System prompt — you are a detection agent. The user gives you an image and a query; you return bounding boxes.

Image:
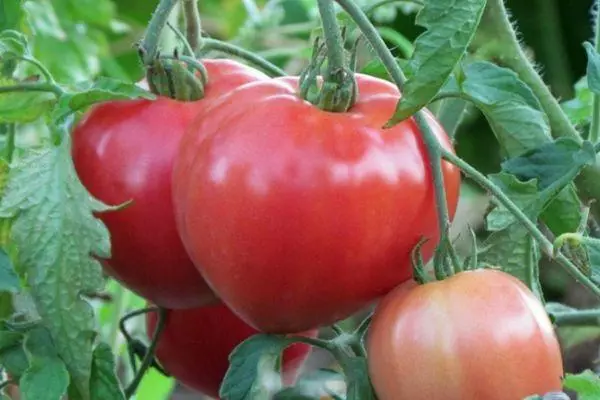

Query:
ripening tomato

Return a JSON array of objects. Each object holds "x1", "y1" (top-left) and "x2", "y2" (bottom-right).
[
  {"x1": 72, "y1": 59, "x2": 268, "y2": 308},
  {"x1": 146, "y1": 303, "x2": 318, "y2": 398},
  {"x1": 172, "y1": 74, "x2": 460, "y2": 332},
  {"x1": 367, "y1": 269, "x2": 564, "y2": 400}
]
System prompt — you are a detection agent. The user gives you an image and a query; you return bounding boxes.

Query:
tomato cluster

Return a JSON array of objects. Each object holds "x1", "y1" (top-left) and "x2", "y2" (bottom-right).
[{"x1": 72, "y1": 57, "x2": 564, "y2": 399}]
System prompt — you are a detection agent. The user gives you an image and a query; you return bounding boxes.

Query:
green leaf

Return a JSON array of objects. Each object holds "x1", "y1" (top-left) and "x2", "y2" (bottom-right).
[
  {"x1": 343, "y1": 357, "x2": 376, "y2": 400},
  {"x1": 388, "y1": 0, "x2": 486, "y2": 123},
  {"x1": 564, "y1": 370, "x2": 600, "y2": 400},
  {"x1": 457, "y1": 62, "x2": 582, "y2": 235},
  {"x1": 0, "y1": 30, "x2": 28, "y2": 59},
  {"x1": 561, "y1": 77, "x2": 592, "y2": 126},
  {"x1": 460, "y1": 61, "x2": 542, "y2": 111},
  {"x1": 0, "y1": 79, "x2": 56, "y2": 123},
  {"x1": 220, "y1": 334, "x2": 292, "y2": 400},
  {"x1": 23, "y1": 0, "x2": 106, "y2": 83},
  {"x1": 53, "y1": 78, "x2": 155, "y2": 123},
  {"x1": 455, "y1": 62, "x2": 550, "y2": 154},
  {"x1": 0, "y1": 341, "x2": 29, "y2": 379},
  {"x1": 479, "y1": 224, "x2": 542, "y2": 297},
  {"x1": 485, "y1": 173, "x2": 541, "y2": 232},
  {"x1": 0, "y1": 137, "x2": 110, "y2": 399},
  {"x1": 89, "y1": 343, "x2": 125, "y2": 400},
  {"x1": 51, "y1": 0, "x2": 116, "y2": 29},
  {"x1": 0, "y1": 0, "x2": 23, "y2": 31},
  {"x1": 274, "y1": 369, "x2": 344, "y2": 399},
  {"x1": 502, "y1": 138, "x2": 596, "y2": 190},
  {"x1": 0, "y1": 330, "x2": 22, "y2": 351},
  {"x1": 486, "y1": 140, "x2": 594, "y2": 233},
  {"x1": 19, "y1": 358, "x2": 69, "y2": 400},
  {"x1": 584, "y1": 42, "x2": 600, "y2": 95},
  {"x1": 0, "y1": 248, "x2": 19, "y2": 293}
]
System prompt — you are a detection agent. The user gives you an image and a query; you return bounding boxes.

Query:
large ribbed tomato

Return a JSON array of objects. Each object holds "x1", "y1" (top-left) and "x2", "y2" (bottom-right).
[
  {"x1": 367, "y1": 269, "x2": 564, "y2": 400},
  {"x1": 172, "y1": 74, "x2": 460, "y2": 332},
  {"x1": 72, "y1": 59, "x2": 268, "y2": 308},
  {"x1": 146, "y1": 303, "x2": 318, "y2": 398}
]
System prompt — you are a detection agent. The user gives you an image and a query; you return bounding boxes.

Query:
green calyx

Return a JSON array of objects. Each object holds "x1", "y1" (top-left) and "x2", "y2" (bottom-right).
[
  {"x1": 146, "y1": 55, "x2": 207, "y2": 101},
  {"x1": 299, "y1": 38, "x2": 358, "y2": 113},
  {"x1": 301, "y1": 0, "x2": 357, "y2": 113}
]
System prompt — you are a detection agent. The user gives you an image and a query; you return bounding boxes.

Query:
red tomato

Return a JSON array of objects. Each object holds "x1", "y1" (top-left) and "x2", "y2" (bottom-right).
[
  {"x1": 72, "y1": 59, "x2": 268, "y2": 308},
  {"x1": 146, "y1": 303, "x2": 318, "y2": 398},
  {"x1": 172, "y1": 74, "x2": 460, "y2": 331},
  {"x1": 367, "y1": 269, "x2": 564, "y2": 400}
]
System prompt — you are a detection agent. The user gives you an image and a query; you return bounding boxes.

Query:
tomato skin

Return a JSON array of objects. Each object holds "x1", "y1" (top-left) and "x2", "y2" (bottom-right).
[
  {"x1": 172, "y1": 74, "x2": 460, "y2": 332},
  {"x1": 72, "y1": 59, "x2": 268, "y2": 308},
  {"x1": 367, "y1": 269, "x2": 564, "y2": 400},
  {"x1": 146, "y1": 303, "x2": 318, "y2": 398}
]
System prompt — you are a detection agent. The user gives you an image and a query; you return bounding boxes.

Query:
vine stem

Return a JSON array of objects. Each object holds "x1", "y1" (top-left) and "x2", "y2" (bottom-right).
[
  {"x1": 124, "y1": 307, "x2": 167, "y2": 398},
  {"x1": 441, "y1": 148, "x2": 600, "y2": 300},
  {"x1": 0, "y1": 82, "x2": 64, "y2": 96},
  {"x1": 483, "y1": 0, "x2": 600, "y2": 206},
  {"x1": 590, "y1": 0, "x2": 600, "y2": 144},
  {"x1": 551, "y1": 309, "x2": 600, "y2": 326},
  {"x1": 140, "y1": 0, "x2": 180, "y2": 64},
  {"x1": 182, "y1": 0, "x2": 202, "y2": 53},
  {"x1": 335, "y1": 0, "x2": 451, "y2": 278},
  {"x1": 15, "y1": 56, "x2": 55, "y2": 84},
  {"x1": 4, "y1": 124, "x2": 15, "y2": 163},
  {"x1": 201, "y1": 38, "x2": 286, "y2": 77}
]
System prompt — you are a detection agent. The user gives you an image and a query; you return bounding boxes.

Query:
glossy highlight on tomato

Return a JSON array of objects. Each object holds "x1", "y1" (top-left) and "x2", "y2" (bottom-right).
[
  {"x1": 72, "y1": 59, "x2": 268, "y2": 308},
  {"x1": 146, "y1": 303, "x2": 318, "y2": 398},
  {"x1": 367, "y1": 269, "x2": 564, "y2": 400},
  {"x1": 172, "y1": 73, "x2": 461, "y2": 332}
]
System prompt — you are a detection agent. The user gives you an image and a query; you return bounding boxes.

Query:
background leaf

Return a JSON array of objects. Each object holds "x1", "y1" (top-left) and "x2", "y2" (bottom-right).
[
  {"x1": 564, "y1": 370, "x2": 600, "y2": 400},
  {"x1": 457, "y1": 62, "x2": 582, "y2": 235},
  {"x1": 0, "y1": 137, "x2": 110, "y2": 399},
  {"x1": 0, "y1": 248, "x2": 19, "y2": 293},
  {"x1": 89, "y1": 343, "x2": 125, "y2": 400},
  {"x1": 584, "y1": 42, "x2": 600, "y2": 94},
  {"x1": 220, "y1": 334, "x2": 292, "y2": 400},
  {"x1": 389, "y1": 0, "x2": 487, "y2": 122}
]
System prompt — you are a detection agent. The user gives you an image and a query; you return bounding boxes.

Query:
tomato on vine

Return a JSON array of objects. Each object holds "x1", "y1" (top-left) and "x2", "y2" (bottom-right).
[
  {"x1": 72, "y1": 59, "x2": 268, "y2": 308},
  {"x1": 146, "y1": 303, "x2": 318, "y2": 398},
  {"x1": 172, "y1": 73, "x2": 461, "y2": 332},
  {"x1": 367, "y1": 269, "x2": 564, "y2": 400}
]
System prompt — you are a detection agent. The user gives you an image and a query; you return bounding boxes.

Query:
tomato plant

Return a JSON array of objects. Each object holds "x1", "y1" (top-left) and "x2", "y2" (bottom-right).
[
  {"x1": 146, "y1": 303, "x2": 318, "y2": 398},
  {"x1": 172, "y1": 73, "x2": 461, "y2": 333},
  {"x1": 71, "y1": 59, "x2": 268, "y2": 309},
  {"x1": 367, "y1": 269, "x2": 564, "y2": 400},
  {"x1": 4, "y1": 0, "x2": 600, "y2": 399}
]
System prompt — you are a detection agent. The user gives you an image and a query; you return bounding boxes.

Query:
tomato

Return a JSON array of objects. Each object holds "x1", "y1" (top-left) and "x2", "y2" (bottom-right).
[
  {"x1": 72, "y1": 59, "x2": 268, "y2": 308},
  {"x1": 172, "y1": 74, "x2": 460, "y2": 332},
  {"x1": 367, "y1": 269, "x2": 564, "y2": 400},
  {"x1": 146, "y1": 303, "x2": 318, "y2": 398}
]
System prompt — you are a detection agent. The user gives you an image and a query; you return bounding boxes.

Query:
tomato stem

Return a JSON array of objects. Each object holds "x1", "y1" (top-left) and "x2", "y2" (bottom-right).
[
  {"x1": 182, "y1": 0, "x2": 202, "y2": 55},
  {"x1": 441, "y1": 148, "x2": 600, "y2": 301},
  {"x1": 201, "y1": 38, "x2": 287, "y2": 77},
  {"x1": 124, "y1": 307, "x2": 167, "y2": 398},
  {"x1": 551, "y1": 308, "x2": 600, "y2": 326},
  {"x1": 139, "y1": 0, "x2": 180, "y2": 65},
  {"x1": 0, "y1": 82, "x2": 64, "y2": 97}
]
